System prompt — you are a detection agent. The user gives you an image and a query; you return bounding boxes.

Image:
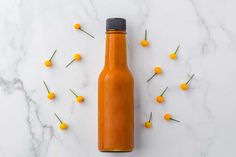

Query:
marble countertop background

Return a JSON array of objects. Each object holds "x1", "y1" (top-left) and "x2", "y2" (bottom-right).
[{"x1": 1, "y1": 0, "x2": 236, "y2": 156}]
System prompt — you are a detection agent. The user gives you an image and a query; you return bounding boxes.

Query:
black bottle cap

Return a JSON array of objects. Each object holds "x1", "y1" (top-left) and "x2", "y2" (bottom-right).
[{"x1": 106, "y1": 18, "x2": 126, "y2": 31}]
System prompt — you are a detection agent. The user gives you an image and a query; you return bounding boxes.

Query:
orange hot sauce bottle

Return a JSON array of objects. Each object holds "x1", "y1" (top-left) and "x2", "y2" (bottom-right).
[{"x1": 98, "y1": 18, "x2": 134, "y2": 152}]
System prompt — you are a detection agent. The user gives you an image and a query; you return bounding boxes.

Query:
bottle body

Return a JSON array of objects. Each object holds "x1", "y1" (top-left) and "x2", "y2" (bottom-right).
[{"x1": 98, "y1": 30, "x2": 134, "y2": 152}]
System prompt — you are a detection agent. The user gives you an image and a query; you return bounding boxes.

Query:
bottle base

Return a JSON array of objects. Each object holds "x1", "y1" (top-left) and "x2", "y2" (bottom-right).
[{"x1": 100, "y1": 149, "x2": 133, "y2": 153}]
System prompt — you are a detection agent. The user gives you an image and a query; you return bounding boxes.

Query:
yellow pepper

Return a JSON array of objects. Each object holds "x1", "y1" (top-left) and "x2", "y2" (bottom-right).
[
  {"x1": 144, "y1": 112, "x2": 153, "y2": 128},
  {"x1": 147, "y1": 66, "x2": 163, "y2": 82},
  {"x1": 69, "y1": 89, "x2": 84, "y2": 103},
  {"x1": 180, "y1": 74, "x2": 194, "y2": 91},
  {"x1": 140, "y1": 30, "x2": 149, "y2": 47},
  {"x1": 54, "y1": 113, "x2": 69, "y2": 130},
  {"x1": 66, "y1": 53, "x2": 81, "y2": 68},
  {"x1": 156, "y1": 86, "x2": 168, "y2": 104},
  {"x1": 169, "y1": 45, "x2": 180, "y2": 60},
  {"x1": 44, "y1": 50, "x2": 57, "y2": 68},
  {"x1": 74, "y1": 23, "x2": 94, "y2": 38},
  {"x1": 43, "y1": 81, "x2": 56, "y2": 100},
  {"x1": 164, "y1": 113, "x2": 180, "y2": 122}
]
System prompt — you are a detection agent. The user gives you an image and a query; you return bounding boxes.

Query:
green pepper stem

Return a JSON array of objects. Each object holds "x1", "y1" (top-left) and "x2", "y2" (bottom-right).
[
  {"x1": 49, "y1": 49, "x2": 57, "y2": 61},
  {"x1": 54, "y1": 113, "x2": 63, "y2": 124},
  {"x1": 144, "y1": 30, "x2": 147, "y2": 40},
  {"x1": 147, "y1": 73, "x2": 157, "y2": 82},
  {"x1": 65, "y1": 59, "x2": 75, "y2": 68},
  {"x1": 186, "y1": 74, "x2": 194, "y2": 84},
  {"x1": 170, "y1": 118, "x2": 181, "y2": 123},
  {"x1": 43, "y1": 81, "x2": 50, "y2": 93},
  {"x1": 148, "y1": 112, "x2": 152, "y2": 122},
  {"x1": 174, "y1": 45, "x2": 180, "y2": 54},
  {"x1": 69, "y1": 89, "x2": 78, "y2": 97},
  {"x1": 80, "y1": 28, "x2": 94, "y2": 38},
  {"x1": 161, "y1": 86, "x2": 168, "y2": 96}
]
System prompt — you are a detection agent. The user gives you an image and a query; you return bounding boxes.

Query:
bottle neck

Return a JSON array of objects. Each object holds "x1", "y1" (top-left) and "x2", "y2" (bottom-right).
[{"x1": 105, "y1": 31, "x2": 127, "y2": 69}]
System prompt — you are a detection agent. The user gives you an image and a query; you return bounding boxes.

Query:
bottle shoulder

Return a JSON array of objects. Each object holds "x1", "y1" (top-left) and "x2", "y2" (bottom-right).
[{"x1": 99, "y1": 67, "x2": 133, "y2": 82}]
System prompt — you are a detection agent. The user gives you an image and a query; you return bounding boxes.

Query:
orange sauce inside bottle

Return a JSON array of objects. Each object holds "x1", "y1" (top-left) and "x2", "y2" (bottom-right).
[{"x1": 98, "y1": 30, "x2": 134, "y2": 152}]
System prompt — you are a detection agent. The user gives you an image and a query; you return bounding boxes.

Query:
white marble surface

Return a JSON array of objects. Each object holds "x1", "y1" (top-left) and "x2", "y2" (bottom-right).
[{"x1": 0, "y1": 0, "x2": 236, "y2": 156}]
